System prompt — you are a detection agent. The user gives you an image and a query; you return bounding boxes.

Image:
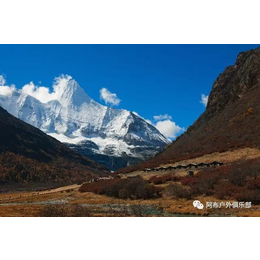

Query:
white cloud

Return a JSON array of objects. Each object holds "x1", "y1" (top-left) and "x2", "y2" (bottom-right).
[
  {"x1": 21, "y1": 75, "x2": 72, "y2": 103},
  {"x1": 0, "y1": 74, "x2": 74, "y2": 103},
  {"x1": 148, "y1": 113, "x2": 185, "y2": 139},
  {"x1": 21, "y1": 82, "x2": 54, "y2": 103},
  {"x1": 155, "y1": 119, "x2": 184, "y2": 139},
  {"x1": 133, "y1": 110, "x2": 184, "y2": 139},
  {"x1": 153, "y1": 114, "x2": 172, "y2": 121},
  {"x1": 100, "y1": 88, "x2": 121, "y2": 106},
  {"x1": 52, "y1": 75, "x2": 72, "y2": 100},
  {"x1": 200, "y1": 94, "x2": 208, "y2": 107},
  {"x1": 0, "y1": 75, "x2": 16, "y2": 96},
  {"x1": 0, "y1": 75, "x2": 6, "y2": 86},
  {"x1": 0, "y1": 85, "x2": 16, "y2": 96}
]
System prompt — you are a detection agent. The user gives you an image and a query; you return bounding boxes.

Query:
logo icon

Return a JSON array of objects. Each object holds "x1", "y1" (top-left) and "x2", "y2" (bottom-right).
[{"x1": 193, "y1": 200, "x2": 204, "y2": 209}]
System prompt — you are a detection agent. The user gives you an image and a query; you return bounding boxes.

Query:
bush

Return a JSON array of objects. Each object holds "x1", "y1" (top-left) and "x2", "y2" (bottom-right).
[
  {"x1": 192, "y1": 177, "x2": 218, "y2": 196},
  {"x1": 79, "y1": 176, "x2": 157, "y2": 200},
  {"x1": 149, "y1": 174, "x2": 181, "y2": 185},
  {"x1": 214, "y1": 181, "x2": 241, "y2": 200},
  {"x1": 118, "y1": 188, "x2": 131, "y2": 199},
  {"x1": 149, "y1": 176, "x2": 163, "y2": 185},
  {"x1": 163, "y1": 183, "x2": 192, "y2": 199},
  {"x1": 234, "y1": 189, "x2": 260, "y2": 205},
  {"x1": 180, "y1": 176, "x2": 197, "y2": 186},
  {"x1": 135, "y1": 182, "x2": 156, "y2": 199},
  {"x1": 79, "y1": 179, "x2": 121, "y2": 194},
  {"x1": 246, "y1": 178, "x2": 260, "y2": 190},
  {"x1": 224, "y1": 159, "x2": 260, "y2": 186},
  {"x1": 227, "y1": 168, "x2": 250, "y2": 186}
]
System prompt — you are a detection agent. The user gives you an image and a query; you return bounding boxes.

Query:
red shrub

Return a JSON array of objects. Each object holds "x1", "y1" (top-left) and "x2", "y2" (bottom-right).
[
  {"x1": 246, "y1": 177, "x2": 260, "y2": 190},
  {"x1": 180, "y1": 176, "x2": 197, "y2": 186},
  {"x1": 80, "y1": 176, "x2": 157, "y2": 200},
  {"x1": 149, "y1": 176, "x2": 163, "y2": 185},
  {"x1": 79, "y1": 179, "x2": 121, "y2": 194},
  {"x1": 149, "y1": 174, "x2": 182, "y2": 185},
  {"x1": 214, "y1": 181, "x2": 242, "y2": 200},
  {"x1": 161, "y1": 174, "x2": 173, "y2": 183},
  {"x1": 234, "y1": 189, "x2": 260, "y2": 204}
]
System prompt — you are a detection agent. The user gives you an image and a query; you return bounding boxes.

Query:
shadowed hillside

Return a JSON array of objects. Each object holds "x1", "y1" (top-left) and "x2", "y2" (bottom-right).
[{"x1": 0, "y1": 106, "x2": 108, "y2": 183}]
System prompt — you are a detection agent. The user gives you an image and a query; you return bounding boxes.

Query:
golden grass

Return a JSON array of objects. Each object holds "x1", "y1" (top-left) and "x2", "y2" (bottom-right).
[
  {"x1": 0, "y1": 205, "x2": 43, "y2": 217},
  {"x1": 0, "y1": 184, "x2": 259, "y2": 217},
  {"x1": 161, "y1": 147, "x2": 260, "y2": 167}
]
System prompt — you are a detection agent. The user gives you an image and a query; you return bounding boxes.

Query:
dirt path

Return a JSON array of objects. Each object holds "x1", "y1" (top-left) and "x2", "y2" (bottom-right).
[{"x1": 0, "y1": 184, "x2": 80, "y2": 202}]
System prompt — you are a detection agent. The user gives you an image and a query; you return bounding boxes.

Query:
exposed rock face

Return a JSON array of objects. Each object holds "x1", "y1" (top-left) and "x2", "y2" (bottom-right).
[
  {"x1": 207, "y1": 47, "x2": 260, "y2": 115},
  {"x1": 0, "y1": 106, "x2": 108, "y2": 183},
  {"x1": 119, "y1": 46, "x2": 260, "y2": 172}
]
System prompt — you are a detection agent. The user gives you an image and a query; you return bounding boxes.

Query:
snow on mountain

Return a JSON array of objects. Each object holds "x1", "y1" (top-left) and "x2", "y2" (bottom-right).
[{"x1": 0, "y1": 75, "x2": 169, "y2": 170}]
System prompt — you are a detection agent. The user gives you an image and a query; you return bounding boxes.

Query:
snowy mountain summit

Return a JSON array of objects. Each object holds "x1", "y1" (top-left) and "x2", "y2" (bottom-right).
[{"x1": 0, "y1": 75, "x2": 169, "y2": 170}]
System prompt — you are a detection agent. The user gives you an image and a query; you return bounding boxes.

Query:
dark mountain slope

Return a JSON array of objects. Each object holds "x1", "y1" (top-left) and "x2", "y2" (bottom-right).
[
  {"x1": 118, "y1": 46, "x2": 260, "y2": 172},
  {"x1": 0, "y1": 106, "x2": 108, "y2": 183}
]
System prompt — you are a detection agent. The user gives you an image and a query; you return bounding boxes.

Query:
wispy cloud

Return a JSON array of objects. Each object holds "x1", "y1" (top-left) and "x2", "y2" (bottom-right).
[
  {"x1": 153, "y1": 114, "x2": 172, "y2": 121},
  {"x1": 200, "y1": 94, "x2": 208, "y2": 107},
  {"x1": 100, "y1": 88, "x2": 121, "y2": 106},
  {"x1": 0, "y1": 75, "x2": 6, "y2": 86}
]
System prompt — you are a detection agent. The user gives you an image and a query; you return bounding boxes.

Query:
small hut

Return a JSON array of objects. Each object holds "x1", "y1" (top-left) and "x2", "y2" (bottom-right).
[{"x1": 187, "y1": 171, "x2": 194, "y2": 177}]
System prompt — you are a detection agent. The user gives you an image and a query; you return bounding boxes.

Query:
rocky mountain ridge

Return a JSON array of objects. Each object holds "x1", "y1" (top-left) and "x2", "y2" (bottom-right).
[{"x1": 118, "y1": 46, "x2": 260, "y2": 173}]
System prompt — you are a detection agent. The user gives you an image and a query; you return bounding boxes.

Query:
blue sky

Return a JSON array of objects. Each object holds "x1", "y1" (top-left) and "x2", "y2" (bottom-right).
[{"x1": 0, "y1": 44, "x2": 259, "y2": 139}]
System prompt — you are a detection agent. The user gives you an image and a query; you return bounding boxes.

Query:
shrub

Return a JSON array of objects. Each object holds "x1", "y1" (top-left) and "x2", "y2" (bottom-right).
[
  {"x1": 227, "y1": 169, "x2": 249, "y2": 186},
  {"x1": 224, "y1": 159, "x2": 260, "y2": 186},
  {"x1": 161, "y1": 174, "x2": 174, "y2": 183},
  {"x1": 234, "y1": 189, "x2": 260, "y2": 205},
  {"x1": 79, "y1": 176, "x2": 157, "y2": 200},
  {"x1": 135, "y1": 182, "x2": 156, "y2": 199},
  {"x1": 163, "y1": 183, "x2": 192, "y2": 199},
  {"x1": 149, "y1": 174, "x2": 181, "y2": 185},
  {"x1": 192, "y1": 176, "x2": 218, "y2": 196},
  {"x1": 171, "y1": 176, "x2": 182, "y2": 182},
  {"x1": 180, "y1": 176, "x2": 197, "y2": 186},
  {"x1": 118, "y1": 188, "x2": 131, "y2": 199},
  {"x1": 246, "y1": 178, "x2": 260, "y2": 190},
  {"x1": 79, "y1": 179, "x2": 121, "y2": 194},
  {"x1": 214, "y1": 181, "x2": 241, "y2": 200},
  {"x1": 149, "y1": 176, "x2": 163, "y2": 185}
]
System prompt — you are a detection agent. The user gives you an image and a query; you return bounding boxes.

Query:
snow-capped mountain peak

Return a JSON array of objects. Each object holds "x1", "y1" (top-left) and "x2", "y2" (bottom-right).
[
  {"x1": 0, "y1": 76, "x2": 169, "y2": 170},
  {"x1": 53, "y1": 76, "x2": 92, "y2": 107}
]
